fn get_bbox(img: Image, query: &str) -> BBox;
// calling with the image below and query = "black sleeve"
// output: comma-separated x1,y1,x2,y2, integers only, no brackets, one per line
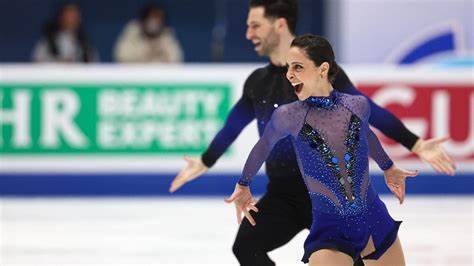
335,68,419,150
200,79,256,168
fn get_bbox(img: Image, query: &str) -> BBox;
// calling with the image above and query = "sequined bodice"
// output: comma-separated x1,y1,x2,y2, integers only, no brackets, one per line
238,91,393,217
293,101,370,215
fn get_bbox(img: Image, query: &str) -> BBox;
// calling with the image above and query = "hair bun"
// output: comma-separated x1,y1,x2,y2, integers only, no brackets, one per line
328,61,340,83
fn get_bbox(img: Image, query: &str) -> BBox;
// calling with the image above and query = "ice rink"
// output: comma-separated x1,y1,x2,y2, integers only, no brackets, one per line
1,196,472,266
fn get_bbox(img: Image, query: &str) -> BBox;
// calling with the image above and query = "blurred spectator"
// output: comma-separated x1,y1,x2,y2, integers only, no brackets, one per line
32,3,98,63
114,4,184,63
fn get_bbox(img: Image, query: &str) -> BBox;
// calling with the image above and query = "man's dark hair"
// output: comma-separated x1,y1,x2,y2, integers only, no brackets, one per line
249,0,298,34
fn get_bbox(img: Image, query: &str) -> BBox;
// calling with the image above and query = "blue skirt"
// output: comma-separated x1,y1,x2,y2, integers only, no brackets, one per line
302,194,401,263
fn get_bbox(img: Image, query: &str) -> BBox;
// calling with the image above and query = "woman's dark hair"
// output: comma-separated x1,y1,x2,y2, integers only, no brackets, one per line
249,0,297,35
291,34,339,83
42,3,92,62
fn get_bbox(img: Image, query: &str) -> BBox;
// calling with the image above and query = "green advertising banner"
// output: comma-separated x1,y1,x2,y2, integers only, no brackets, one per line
0,83,231,154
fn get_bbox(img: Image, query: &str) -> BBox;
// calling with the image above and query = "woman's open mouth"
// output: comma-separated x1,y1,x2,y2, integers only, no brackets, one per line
292,82,304,94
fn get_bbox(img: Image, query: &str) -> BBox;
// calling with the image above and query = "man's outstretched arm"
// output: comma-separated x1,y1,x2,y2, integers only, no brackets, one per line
170,92,256,192
336,67,456,175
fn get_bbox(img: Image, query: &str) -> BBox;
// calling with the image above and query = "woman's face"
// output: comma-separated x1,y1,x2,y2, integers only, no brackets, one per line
286,46,329,101
60,5,81,31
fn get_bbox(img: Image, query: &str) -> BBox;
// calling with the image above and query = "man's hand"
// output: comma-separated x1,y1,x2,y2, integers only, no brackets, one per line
225,184,259,226
169,156,208,193
412,137,456,176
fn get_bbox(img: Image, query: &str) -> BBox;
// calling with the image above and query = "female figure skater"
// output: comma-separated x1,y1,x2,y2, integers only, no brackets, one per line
226,34,418,265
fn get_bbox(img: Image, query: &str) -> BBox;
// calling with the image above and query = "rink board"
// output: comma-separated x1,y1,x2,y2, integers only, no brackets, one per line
0,64,472,195
0,173,472,196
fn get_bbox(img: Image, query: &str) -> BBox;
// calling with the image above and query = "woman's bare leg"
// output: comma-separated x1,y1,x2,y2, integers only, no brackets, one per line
363,237,405,266
309,249,353,266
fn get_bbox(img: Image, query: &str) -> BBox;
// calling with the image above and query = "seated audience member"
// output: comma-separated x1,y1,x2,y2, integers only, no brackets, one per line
114,4,184,63
32,3,98,63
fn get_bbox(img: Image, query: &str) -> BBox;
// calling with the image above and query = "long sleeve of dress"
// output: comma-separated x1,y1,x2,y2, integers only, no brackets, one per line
356,95,395,171
201,90,255,168
367,127,394,171
336,68,419,150
340,93,395,172
237,106,292,186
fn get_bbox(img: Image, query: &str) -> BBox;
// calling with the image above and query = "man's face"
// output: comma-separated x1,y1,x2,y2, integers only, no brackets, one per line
246,7,280,57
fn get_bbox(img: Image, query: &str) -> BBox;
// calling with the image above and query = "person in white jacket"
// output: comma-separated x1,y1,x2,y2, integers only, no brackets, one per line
114,4,184,63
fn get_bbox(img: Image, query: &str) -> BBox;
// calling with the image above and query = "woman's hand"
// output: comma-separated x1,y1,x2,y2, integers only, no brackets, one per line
225,184,259,226
384,165,419,204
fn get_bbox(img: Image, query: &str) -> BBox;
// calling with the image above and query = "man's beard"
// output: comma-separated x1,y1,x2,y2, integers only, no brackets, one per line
258,31,280,57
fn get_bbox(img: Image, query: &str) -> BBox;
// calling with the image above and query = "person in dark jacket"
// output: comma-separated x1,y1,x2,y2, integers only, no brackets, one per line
32,3,98,63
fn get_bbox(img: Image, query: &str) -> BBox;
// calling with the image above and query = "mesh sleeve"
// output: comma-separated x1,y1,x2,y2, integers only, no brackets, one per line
367,127,394,171
345,94,394,171
238,105,294,186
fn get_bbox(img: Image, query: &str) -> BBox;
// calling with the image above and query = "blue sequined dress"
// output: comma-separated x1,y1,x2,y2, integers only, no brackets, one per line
237,90,401,263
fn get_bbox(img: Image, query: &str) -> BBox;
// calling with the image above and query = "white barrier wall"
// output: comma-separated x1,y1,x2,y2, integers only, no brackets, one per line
327,0,474,63
0,64,472,174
